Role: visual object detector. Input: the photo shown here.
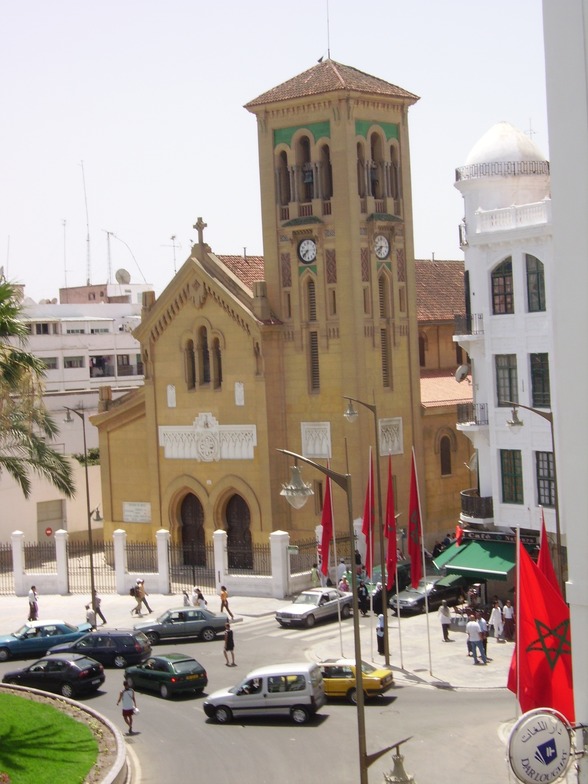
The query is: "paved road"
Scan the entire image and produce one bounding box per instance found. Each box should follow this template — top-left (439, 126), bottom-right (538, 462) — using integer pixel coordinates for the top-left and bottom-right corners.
top-left (0, 591), bottom-right (521, 782)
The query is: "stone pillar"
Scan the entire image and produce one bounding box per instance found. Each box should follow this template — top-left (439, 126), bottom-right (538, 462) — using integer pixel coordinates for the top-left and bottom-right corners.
top-left (270, 530), bottom-right (290, 599)
top-left (113, 529), bottom-right (128, 595)
top-left (213, 529), bottom-right (228, 591)
top-left (11, 530), bottom-right (25, 596)
top-left (156, 529), bottom-right (171, 594)
top-left (54, 529), bottom-right (69, 595)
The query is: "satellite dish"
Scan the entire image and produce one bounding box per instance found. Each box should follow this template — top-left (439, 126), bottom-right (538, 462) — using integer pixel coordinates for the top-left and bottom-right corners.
top-left (115, 268), bottom-right (131, 284)
top-left (455, 364), bottom-right (470, 383)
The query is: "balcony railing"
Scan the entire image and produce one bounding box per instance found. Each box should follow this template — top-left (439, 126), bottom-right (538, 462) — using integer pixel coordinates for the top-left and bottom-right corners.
top-left (460, 489), bottom-right (494, 520)
top-left (454, 313), bottom-right (484, 336)
top-left (457, 402), bottom-right (488, 426)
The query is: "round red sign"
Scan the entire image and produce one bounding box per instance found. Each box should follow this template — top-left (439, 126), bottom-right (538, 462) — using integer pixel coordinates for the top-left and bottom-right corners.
top-left (45, 527), bottom-right (53, 537)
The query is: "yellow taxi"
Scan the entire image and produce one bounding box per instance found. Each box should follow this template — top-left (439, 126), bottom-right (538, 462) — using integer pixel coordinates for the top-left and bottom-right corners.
top-left (319, 658), bottom-right (394, 704)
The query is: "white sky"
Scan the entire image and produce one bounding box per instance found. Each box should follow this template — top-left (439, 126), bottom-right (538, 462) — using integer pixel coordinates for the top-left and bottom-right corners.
top-left (1, 1), bottom-right (547, 302)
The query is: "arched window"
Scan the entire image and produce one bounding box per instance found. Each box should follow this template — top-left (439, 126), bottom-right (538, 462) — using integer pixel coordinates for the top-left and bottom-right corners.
top-left (185, 339), bottom-right (196, 390)
top-left (212, 337), bottom-right (222, 389)
top-left (198, 327), bottom-right (210, 384)
top-left (297, 135), bottom-right (313, 202)
top-left (378, 274), bottom-right (392, 318)
top-left (357, 142), bottom-right (366, 197)
top-left (369, 132), bottom-right (384, 198)
top-left (491, 258), bottom-right (514, 314)
top-left (526, 254), bottom-right (546, 312)
top-left (418, 334), bottom-right (426, 367)
top-left (440, 436), bottom-right (452, 476)
top-left (277, 150), bottom-right (291, 206)
top-left (319, 144), bottom-right (333, 199)
top-left (390, 143), bottom-right (401, 200)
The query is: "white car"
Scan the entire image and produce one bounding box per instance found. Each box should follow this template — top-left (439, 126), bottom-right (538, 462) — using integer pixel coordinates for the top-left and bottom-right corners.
top-left (275, 588), bottom-right (352, 628)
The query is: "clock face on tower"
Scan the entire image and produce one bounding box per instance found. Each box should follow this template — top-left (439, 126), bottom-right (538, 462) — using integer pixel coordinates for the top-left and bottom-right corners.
top-left (374, 234), bottom-right (390, 260)
top-left (297, 238), bottom-right (317, 263)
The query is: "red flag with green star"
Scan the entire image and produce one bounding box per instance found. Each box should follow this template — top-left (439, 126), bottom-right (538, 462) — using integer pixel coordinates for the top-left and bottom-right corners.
top-left (507, 540), bottom-right (574, 722)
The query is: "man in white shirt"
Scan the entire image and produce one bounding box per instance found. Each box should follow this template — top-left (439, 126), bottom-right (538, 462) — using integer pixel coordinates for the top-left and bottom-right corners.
top-left (466, 613), bottom-right (487, 665)
top-left (336, 559), bottom-right (347, 582)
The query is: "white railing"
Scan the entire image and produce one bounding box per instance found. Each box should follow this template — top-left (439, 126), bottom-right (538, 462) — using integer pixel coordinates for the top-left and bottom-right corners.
top-left (475, 198), bottom-right (551, 234)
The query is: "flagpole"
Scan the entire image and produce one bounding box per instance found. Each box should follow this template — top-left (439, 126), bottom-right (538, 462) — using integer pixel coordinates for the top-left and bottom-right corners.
top-left (413, 446), bottom-right (433, 676)
top-left (329, 473), bottom-right (345, 658)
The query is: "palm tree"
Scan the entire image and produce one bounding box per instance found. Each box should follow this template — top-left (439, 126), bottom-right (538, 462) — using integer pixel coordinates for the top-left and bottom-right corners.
top-left (0, 279), bottom-right (75, 498)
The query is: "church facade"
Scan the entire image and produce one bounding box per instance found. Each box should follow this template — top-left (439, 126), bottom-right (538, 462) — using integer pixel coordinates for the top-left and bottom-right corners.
top-left (93, 60), bottom-right (457, 563)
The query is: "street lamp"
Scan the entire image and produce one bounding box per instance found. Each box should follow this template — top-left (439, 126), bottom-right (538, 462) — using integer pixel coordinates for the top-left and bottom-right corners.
top-left (64, 407), bottom-right (97, 611)
top-left (278, 449), bottom-right (370, 784)
top-left (505, 400), bottom-right (564, 590)
top-left (343, 396), bottom-right (391, 666)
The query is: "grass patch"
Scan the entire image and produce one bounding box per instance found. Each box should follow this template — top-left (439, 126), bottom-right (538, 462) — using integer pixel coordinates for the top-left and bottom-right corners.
top-left (0, 693), bottom-right (98, 784)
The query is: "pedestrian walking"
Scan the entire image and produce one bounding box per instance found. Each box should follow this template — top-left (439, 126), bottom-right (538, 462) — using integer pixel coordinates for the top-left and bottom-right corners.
top-left (476, 610), bottom-right (489, 658)
top-left (220, 585), bottom-right (234, 619)
top-left (357, 581), bottom-right (369, 616)
top-left (376, 613), bottom-right (386, 656)
top-left (438, 600), bottom-right (452, 641)
top-left (502, 599), bottom-right (515, 641)
top-left (489, 601), bottom-right (504, 641)
top-left (116, 679), bottom-right (138, 735)
top-left (27, 585), bottom-right (38, 621)
top-left (338, 575), bottom-right (350, 592)
top-left (130, 583), bottom-right (143, 616)
top-left (136, 579), bottom-right (153, 614)
top-left (85, 604), bottom-right (97, 630)
top-left (372, 582), bottom-right (383, 616)
top-left (336, 559), bottom-right (347, 582)
top-left (223, 623), bottom-right (236, 666)
top-left (196, 589), bottom-right (207, 609)
top-left (93, 591), bottom-right (107, 625)
top-left (465, 613), bottom-right (487, 665)
top-left (310, 563), bottom-right (320, 588)
top-left (182, 590), bottom-right (191, 607)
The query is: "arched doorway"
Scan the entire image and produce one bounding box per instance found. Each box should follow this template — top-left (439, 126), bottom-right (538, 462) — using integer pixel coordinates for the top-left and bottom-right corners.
top-left (180, 493), bottom-right (205, 566)
top-left (225, 494), bottom-right (253, 569)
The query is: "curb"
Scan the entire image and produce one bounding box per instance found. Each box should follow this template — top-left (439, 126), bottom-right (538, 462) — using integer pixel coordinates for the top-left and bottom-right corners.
top-left (0, 684), bottom-right (128, 784)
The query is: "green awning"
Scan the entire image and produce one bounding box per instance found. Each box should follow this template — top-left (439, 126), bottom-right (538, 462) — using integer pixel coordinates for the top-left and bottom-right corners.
top-left (436, 572), bottom-right (465, 588)
top-left (432, 545), bottom-right (463, 571)
top-left (443, 540), bottom-right (516, 582)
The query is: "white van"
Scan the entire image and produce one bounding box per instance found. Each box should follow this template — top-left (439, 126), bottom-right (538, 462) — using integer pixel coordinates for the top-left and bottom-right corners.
top-left (203, 662), bottom-right (326, 724)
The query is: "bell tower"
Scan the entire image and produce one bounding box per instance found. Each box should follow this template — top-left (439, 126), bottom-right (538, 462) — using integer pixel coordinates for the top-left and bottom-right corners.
top-left (245, 59), bottom-right (424, 520)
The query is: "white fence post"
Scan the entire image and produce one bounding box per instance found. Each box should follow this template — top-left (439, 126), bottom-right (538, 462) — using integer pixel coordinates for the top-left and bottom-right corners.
top-left (213, 529), bottom-right (227, 593)
top-left (270, 530), bottom-right (290, 599)
top-left (113, 529), bottom-right (128, 595)
top-left (156, 529), bottom-right (171, 594)
top-left (12, 530), bottom-right (25, 596)
top-left (54, 529), bottom-right (69, 595)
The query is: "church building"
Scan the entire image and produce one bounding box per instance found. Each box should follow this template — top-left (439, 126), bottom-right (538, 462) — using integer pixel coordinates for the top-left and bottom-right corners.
top-left (93, 60), bottom-right (436, 565)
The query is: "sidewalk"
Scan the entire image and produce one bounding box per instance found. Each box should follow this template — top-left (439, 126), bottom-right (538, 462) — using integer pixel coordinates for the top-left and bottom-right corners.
top-left (0, 591), bottom-right (512, 691)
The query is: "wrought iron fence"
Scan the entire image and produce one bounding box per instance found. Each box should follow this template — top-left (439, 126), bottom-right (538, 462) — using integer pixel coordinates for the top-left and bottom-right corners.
top-left (0, 542), bottom-right (13, 595)
top-left (67, 541), bottom-right (117, 594)
top-left (169, 542), bottom-right (216, 594)
top-left (289, 537), bottom-right (318, 575)
top-left (24, 541), bottom-right (56, 573)
top-left (227, 542), bottom-right (271, 576)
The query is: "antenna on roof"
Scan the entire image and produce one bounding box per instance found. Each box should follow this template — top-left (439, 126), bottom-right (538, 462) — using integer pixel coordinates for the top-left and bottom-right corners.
top-left (80, 161), bottom-right (92, 285)
top-left (326, 0), bottom-right (331, 59)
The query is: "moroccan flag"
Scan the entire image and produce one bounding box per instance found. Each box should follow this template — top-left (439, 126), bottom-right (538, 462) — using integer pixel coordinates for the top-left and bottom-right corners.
top-left (384, 455), bottom-right (397, 591)
top-left (507, 541), bottom-right (574, 722)
top-left (361, 449), bottom-right (375, 579)
top-left (408, 449), bottom-right (423, 588)
top-left (320, 470), bottom-right (333, 578)
top-left (537, 509), bottom-right (560, 596)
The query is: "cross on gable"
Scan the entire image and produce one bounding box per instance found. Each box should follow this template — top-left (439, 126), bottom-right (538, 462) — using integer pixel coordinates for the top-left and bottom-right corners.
top-left (193, 217), bottom-right (207, 246)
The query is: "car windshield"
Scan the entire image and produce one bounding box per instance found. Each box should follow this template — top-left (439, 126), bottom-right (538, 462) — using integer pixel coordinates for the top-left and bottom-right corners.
top-left (172, 660), bottom-right (198, 674)
top-left (293, 593), bottom-right (320, 606)
top-left (360, 661), bottom-right (377, 674)
top-left (14, 625), bottom-right (33, 638)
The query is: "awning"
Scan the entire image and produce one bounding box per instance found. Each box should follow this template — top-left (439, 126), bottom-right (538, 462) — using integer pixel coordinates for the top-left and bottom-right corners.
top-left (432, 545), bottom-right (462, 571)
top-left (442, 540), bottom-right (516, 582)
top-left (435, 572), bottom-right (465, 588)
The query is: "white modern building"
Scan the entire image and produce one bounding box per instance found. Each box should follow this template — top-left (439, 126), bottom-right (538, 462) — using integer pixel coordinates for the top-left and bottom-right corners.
top-left (0, 290), bottom-right (149, 541)
top-left (453, 122), bottom-right (557, 543)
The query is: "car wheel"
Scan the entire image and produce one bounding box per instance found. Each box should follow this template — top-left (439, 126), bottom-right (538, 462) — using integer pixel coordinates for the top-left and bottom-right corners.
top-left (290, 706), bottom-right (309, 724)
top-left (146, 632), bottom-right (159, 645)
top-left (0, 648), bottom-right (10, 662)
top-left (341, 604), bottom-right (351, 619)
top-left (214, 705), bottom-right (232, 724)
top-left (160, 683), bottom-right (170, 699)
top-left (114, 655), bottom-right (127, 668)
top-left (61, 683), bottom-right (75, 699)
top-left (201, 627), bottom-right (216, 642)
top-left (305, 614), bottom-right (316, 629)
top-left (347, 688), bottom-right (366, 705)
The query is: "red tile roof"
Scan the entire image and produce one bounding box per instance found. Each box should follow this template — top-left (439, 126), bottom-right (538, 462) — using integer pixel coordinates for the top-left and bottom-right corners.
top-left (245, 59), bottom-right (419, 108)
top-left (420, 370), bottom-right (472, 408)
top-left (415, 259), bottom-right (464, 322)
top-left (216, 255), bottom-right (265, 293)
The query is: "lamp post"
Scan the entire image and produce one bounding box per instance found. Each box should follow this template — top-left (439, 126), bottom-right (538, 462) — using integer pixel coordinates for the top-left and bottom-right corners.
top-left (64, 407), bottom-right (97, 611)
top-left (343, 396), bottom-right (390, 666)
top-left (505, 401), bottom-right (563, 590)
top-left (278, 449), bottom-right (369, 784)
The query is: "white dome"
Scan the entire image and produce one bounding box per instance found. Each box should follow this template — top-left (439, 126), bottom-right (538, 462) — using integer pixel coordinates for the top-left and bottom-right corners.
top-left (465, 122), bottom-right (547, 166)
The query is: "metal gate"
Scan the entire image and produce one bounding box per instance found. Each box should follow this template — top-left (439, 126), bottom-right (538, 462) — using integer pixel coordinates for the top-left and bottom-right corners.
top-left (67, 541), bottom-right (117, 594)
top-left (0, 542), bottom-right (13, 595)
top-left (169, 541), bottom-right (216, 594)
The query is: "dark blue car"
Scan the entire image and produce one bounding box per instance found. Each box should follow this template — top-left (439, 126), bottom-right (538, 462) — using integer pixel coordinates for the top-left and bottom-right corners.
top-left (0, 620), bottom-right (92, 662)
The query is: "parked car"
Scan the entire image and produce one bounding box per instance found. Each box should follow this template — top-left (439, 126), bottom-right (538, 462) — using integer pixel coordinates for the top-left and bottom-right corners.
top-left (2, 653), bottom-right (105, 698)
top-left (48, 629), bottom-right (151, 668)
top-left (125, 653), bottom-right (207, 699)
top-left (275, 588), bottom-right (353, 628)
top-left (0, 620), bottom-right (93, 662)
top-left (319, 658), bottom-right (394, 703)
top-left (389, 576), bottom-right (466, 614)
top-left (134, 607), bottom-right (227, 645)
top-left (203, 662), bottom-right (326, 724)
